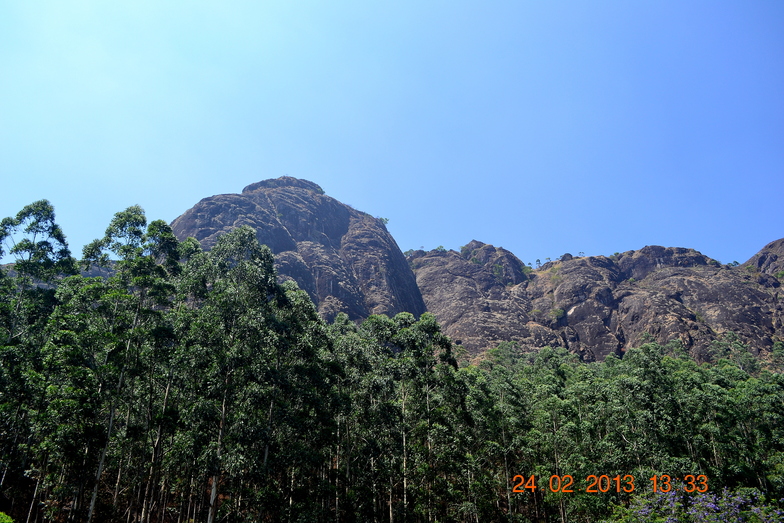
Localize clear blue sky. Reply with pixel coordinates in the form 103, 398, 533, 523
2, 1, 782, 265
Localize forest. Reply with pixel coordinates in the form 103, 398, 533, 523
1, 200, 784, 522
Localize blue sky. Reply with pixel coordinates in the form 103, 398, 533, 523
2, 1, 782, 266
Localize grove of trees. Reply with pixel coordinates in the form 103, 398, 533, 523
1, 201, 783, 522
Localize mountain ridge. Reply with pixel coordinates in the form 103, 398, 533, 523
171, 177, 783, 361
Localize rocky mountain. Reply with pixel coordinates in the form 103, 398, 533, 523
410, 243, 783, 361
172, 177, 783, 361
744, 238, 784, 277
171, 177, 425, 321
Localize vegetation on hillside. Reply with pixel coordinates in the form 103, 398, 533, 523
1, 201, 783, 522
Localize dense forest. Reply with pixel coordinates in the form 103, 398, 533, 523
1, 201, 784, 522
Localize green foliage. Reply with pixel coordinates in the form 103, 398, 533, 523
1, 199, 77, 281
774, 270, 784, 280
0, 201, 78, 350
434, 245, 447, 252
0, 512, 12, 523
549, 307, 565, 320
492, 263, 504, 282
549, 266, 563, 286
3, 199, 784, 523
377, 216, 389, 225
709, 332, 761, 374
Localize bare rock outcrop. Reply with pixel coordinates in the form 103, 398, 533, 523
171, 177, 782, 362
744, 238, 784, 277
171, 177, 426, 321
411, 242, 783, 361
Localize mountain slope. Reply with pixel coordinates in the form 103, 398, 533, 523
745, 238, 784, 276
171, 177, 783, 361
171, 177, 426, 321
410, 242, 783, 360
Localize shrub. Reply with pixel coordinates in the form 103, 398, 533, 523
492, 264, 504, 282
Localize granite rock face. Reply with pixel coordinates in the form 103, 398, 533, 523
171, 177, 426, 321
745, 238, 784, 277
410, 242, 783, 361
172, 177, 782, 362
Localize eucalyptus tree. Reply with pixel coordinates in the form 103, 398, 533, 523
174, 225, 336, 522
0, 199, 76, 344
0, 200, 77, 518
324, 313, 403, 521
354, 311, 465, 521
78, 205, 184, 522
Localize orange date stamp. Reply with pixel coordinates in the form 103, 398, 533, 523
512, 474, 708, 494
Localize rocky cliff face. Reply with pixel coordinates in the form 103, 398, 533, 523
410, 242, 783, 361
745, 238, 784, 277
171, 177, 426, 321
172, 176, 782, 362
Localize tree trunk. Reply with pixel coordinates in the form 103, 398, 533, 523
141, 372, 172, 523
26, 475, 40, 523
88, 367, 125, 523
207, 387, 228, 523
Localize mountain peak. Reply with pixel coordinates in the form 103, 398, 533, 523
172, 180, 783, 361
744, 238, 784, 276
242, 176, 324, 195
171, 178, 425, 322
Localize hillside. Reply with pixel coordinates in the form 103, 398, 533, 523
171, 177, 425, 321
171, 176, 783, 361
410, 242, 782, 360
